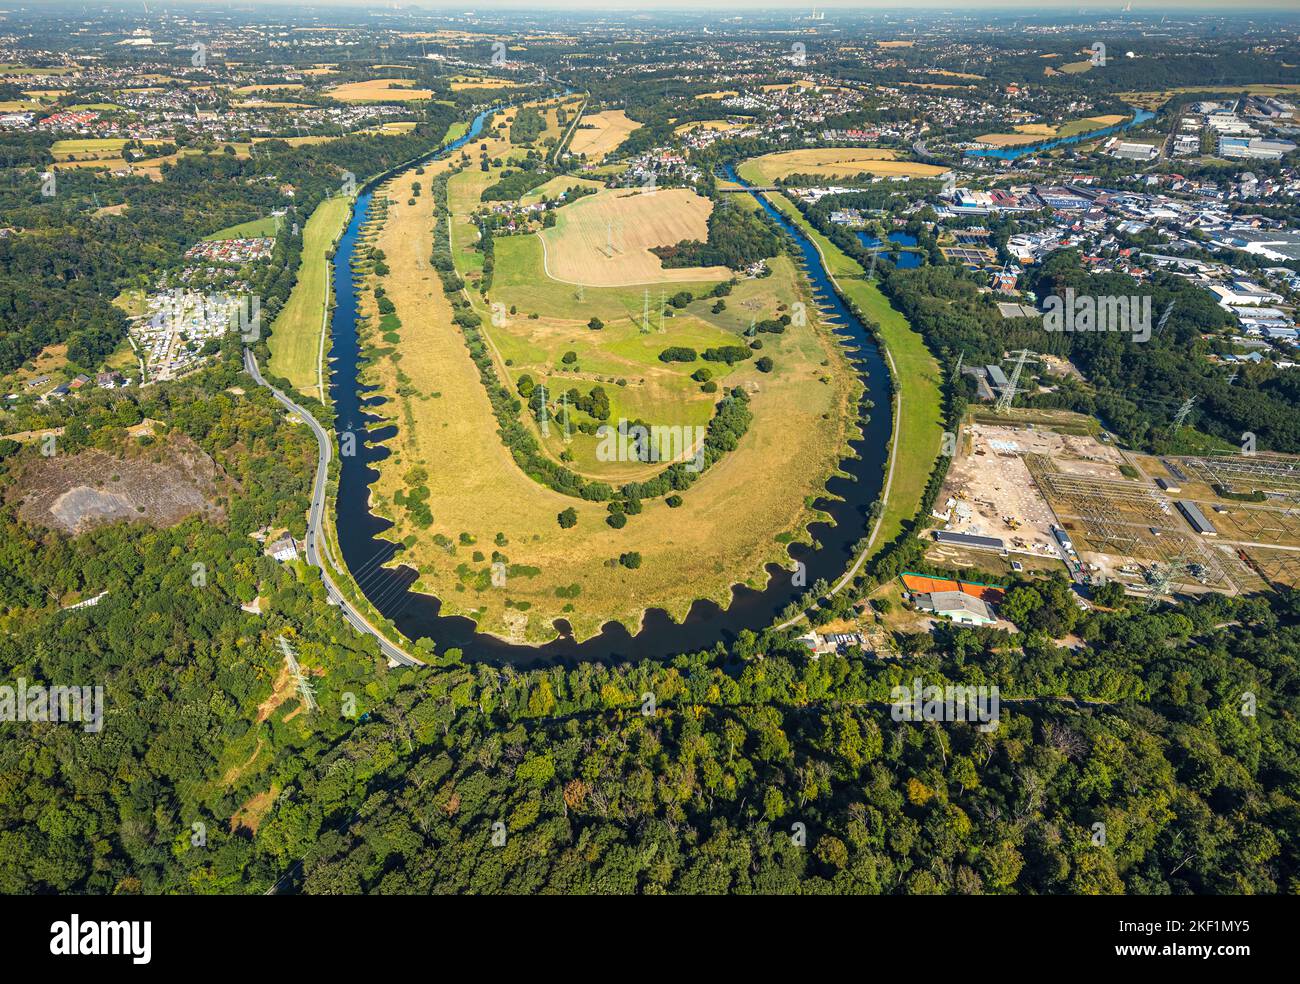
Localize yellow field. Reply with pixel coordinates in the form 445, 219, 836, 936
976, 114, 1129, 146
1120, 83, 1300, 111
356, 157, 861, 644
897, 82, 974, 91
449, 75, 522, 90
741, 148, 946, 183
537, 188, 731, 287
567, 109, 642, 161
325, 78, 433, 102
695, 90, 739, 100
674, 119, 742, 135
359, 121, 418, 136
762, 80, 817, 92
232, 83, 305, 94
518, 175, 604, 204
50, 138, 126, 160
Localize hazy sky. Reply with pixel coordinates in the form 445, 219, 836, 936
162, 1, 1300, 10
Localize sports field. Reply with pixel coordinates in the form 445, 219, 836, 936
349, 113, 862, 644
537, 188, 731, 287
567, 109, 642, 161
268, 195, 351, 400
738, 148, 947, 184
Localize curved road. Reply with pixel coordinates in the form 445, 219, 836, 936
243, 347, 423, 668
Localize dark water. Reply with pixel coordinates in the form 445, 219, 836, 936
325, 137, 896, 666
965, 108, 1156, 160
856, 232, 922, 268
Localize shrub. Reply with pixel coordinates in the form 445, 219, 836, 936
659, 346, 697, 363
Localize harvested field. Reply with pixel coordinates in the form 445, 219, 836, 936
567, 109, 641, 161
325, 78, 432, 102
537, 187, 730, 287
739, 148, 946, 183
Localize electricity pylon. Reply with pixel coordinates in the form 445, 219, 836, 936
995, 349, 1039, 414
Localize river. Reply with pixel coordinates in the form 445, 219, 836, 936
965, 108, 1156, 160
324, 121, 896, 665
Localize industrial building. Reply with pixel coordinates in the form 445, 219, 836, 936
1176, 500, 1218, 536
914, 590, 998, 626
933, 530, 1006, 552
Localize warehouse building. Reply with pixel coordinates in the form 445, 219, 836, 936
1176, 500, 1218, 536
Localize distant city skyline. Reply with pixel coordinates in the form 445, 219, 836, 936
129, 0, 1300, 11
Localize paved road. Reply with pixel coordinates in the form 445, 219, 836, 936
243, 347, 423, 667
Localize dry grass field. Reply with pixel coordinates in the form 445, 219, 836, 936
567, 109, 642, 161
537, 188, 731, 287
739, 148, 946, 184
232, 83, 304, 94
325, 78, 433, 102
449, 75, 521, 90
673, 119, 743, 136
976, 114, 1129, 146
50, 138, 127, 160
519, 175, 604, 204
1119, 83, 1300, 111
348, 113, 861, 644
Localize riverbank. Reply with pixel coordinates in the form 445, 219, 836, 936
758, 191, 945, 565
348, 109, 863, 646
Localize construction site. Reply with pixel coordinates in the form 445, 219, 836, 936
928, 406, 1300, 603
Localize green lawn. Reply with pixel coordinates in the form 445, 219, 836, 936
268, 195, 352, 399
764, 192, 945, 560
204, 215, 279, 240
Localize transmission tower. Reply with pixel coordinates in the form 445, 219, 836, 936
1169, 397, 1197, 437
994, 349, 1039, 414
277, 635, 317, 713
951, 349, 964, 384
659, 289, 666, 332
537, 382, 550, 437
1144, 557, 1188, 610
641, 288, 651, 333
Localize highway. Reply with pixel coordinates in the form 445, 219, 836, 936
243, 347, 423, 667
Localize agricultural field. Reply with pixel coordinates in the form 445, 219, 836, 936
518, 175, 604, 205
448, 75, 523, 90
536, 187, 732, 287
1119, 83, 1300, 111
268, 195, 352, 400
975, 114, 1128, 146
50, 137, 126, 160
325, 78, 433, 102
567, 109, 641, 161
737, 148, 948, 184
673, 119, 745, 136
351, 115, 861, 643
